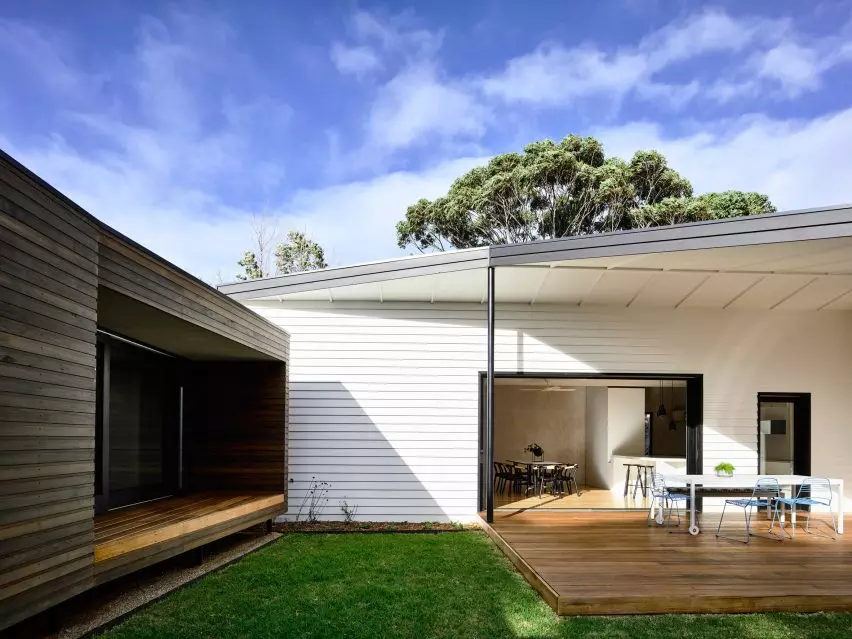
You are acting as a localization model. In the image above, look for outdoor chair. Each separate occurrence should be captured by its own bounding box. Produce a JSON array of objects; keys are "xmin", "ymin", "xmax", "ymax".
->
[
  {"xmin": 716, "ymin": 478, "xmax": 782, "ymax": 544},
  {"xmin": 647, "ymin": 472, "xmax": 689, "ymax": 527},
  {"xmin": 771, "ymin": 476, "xmax": 837, "ymax": 540}
]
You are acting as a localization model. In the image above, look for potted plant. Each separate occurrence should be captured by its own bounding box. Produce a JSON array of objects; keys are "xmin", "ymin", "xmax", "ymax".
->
[
  {"xmin": 524, "ymin": 442, "xmax": 544, "ymax": 460},
  {"xmin": 714, "ymin": 462, "xmax": 735, "ymax": 477}
]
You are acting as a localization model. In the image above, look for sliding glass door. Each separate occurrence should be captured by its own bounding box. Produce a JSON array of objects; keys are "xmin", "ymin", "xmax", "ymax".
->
[{"xmin": 96, "ymin": 333, "xmax": 181, "ymax": 513}]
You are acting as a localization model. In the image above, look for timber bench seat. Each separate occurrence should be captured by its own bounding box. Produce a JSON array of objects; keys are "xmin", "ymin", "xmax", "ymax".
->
[{"xmin": 93, "ymin": 493, "xmax": 285, "ymax": 584}]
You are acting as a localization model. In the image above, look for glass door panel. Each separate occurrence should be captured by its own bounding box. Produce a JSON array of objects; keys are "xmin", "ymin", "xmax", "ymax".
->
[{"xmin": 759, "ymin": 400, "xmax": 795, "ymax": 475}]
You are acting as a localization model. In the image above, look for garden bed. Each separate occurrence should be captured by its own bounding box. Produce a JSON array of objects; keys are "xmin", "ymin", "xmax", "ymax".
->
[{"xmin": 273, "ymin": 521, "xmax": 477, "ymax": 533}]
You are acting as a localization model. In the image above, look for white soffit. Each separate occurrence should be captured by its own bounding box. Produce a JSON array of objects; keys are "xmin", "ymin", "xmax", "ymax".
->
[
  {"xmin": 533, "ymin": 268, "xmax": 604, "ymax": 304},
  {"xmin": 250, "ymin": 236, "xmax": 852, "ymax": 310},
  {"xmin": 628, "ymin": 271, "xmax": 710, "ymax": 308},
  {"xmin": 726, "ymin": 274, "xmax": 818, "ymax": 309},
  {"xmin": 774, "ymin": 275, "xmax": 852, "ymax": 310},
  {"xmin": 582, "ymin": 270, "xmax": 657, "ymax": 306},
  {"xmin": 678, "ymin": 273, "xmax": 765, "ymax": 308}
]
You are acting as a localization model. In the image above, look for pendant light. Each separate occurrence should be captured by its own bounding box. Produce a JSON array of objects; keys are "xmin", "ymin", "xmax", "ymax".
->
[
  {"xmin": 668, "ymin": 379, "xmax": 677, "ymax": 430},
  {"xmin": 656, "ymin": 378, "xmax": 667, "ymax": 417}
]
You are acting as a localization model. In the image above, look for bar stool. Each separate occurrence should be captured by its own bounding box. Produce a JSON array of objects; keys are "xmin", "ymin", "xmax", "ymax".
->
[{"xmin": 623, "ymin": 463, "xmax": 654, "ymax": 499}]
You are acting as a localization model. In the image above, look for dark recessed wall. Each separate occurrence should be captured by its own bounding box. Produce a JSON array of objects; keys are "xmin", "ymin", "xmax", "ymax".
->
[{"xmin": 183, "ymin": 361, "xmax": 288, "ymax": 494}]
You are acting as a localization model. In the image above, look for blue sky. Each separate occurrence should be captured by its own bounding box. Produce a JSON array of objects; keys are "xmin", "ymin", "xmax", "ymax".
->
[{"xmin": 2, "ymin": 1, "xmax": 852, "ymax": 282}]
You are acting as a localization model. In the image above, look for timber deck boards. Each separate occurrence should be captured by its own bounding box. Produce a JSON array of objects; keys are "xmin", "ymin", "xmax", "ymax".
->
[
  {"xmin": 483, "ymin": 511, "xmax": 852, "ymax": 615},
  {"xmin": 94, "ymin": 493, "xmax": 285, "ymax": 565}
]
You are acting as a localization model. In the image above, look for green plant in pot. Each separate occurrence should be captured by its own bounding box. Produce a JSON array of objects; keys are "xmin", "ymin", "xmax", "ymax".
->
[
  {"xmin": 524, "ymin": 442, "xmax": 544, "ymax": 460},
  {"xmin": 714, "ymin": 462, "xmax": 735, "ymax": 477}
]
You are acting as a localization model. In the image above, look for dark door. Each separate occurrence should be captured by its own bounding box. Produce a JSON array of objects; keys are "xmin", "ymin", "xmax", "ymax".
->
[
  {"xmin": 95, "ymin": 334, "xmax": 181, "ymax": 513},
  {"xmin": 757, "ymin": 393, "xmax": 811, "ymax": 476}
]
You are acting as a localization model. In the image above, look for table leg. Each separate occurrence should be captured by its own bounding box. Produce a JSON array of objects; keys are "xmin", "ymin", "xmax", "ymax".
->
[
  {"xmin": 689, "ymin": 481, "xmax": 699, "ymax": 535},
  {"xmin": 838, "ymin": 480, "xmax": 844, "ymax": 535},
  {"xmin": 789, "ymin": 483, "xmax": 797, "ymax": 529}
]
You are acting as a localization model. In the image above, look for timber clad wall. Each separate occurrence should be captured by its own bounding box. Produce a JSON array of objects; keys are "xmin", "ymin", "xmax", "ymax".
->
[
  {"xmin": 0, "ymin": 160, "xmax": 99, "ymax": 628},
  {"xmin": 0, "ymin": 150, "xmax": 290, "ymax": 631},
  {"xmin": 248, "ymin": 300, "xmax": 852, "ymax": 522},
  {"xmin": 184, "ymin": 361, "xmax": 288, "ymax": 493},
  {"xmin": 98, "ymin": 233, "xmax": 289, "ymax": 362}
]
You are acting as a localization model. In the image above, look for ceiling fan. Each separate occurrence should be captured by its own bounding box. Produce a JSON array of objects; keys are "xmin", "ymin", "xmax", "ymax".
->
[{"xmin": 520, "ymin": 379, "xmax": 576, "ymax": 392}]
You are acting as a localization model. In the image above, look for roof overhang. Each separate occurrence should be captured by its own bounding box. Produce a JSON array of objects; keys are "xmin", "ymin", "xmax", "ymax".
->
[{"xmin": 219, "ymin": 205, "xmax": 852, "ymax": 311}]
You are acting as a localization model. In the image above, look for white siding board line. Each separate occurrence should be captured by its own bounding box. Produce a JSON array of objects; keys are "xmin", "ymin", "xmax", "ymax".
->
[{"xmin": 250, "ymin": 300, "xmax": 852, "ymax": 522}]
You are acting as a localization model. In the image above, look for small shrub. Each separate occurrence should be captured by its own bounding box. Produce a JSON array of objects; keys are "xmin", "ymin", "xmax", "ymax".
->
[
  {"xmin": 339, "ymin": 498, "xmax": 358, "ymax": 523},
  {"xmin": 296, "ymin": 477, "xmax": 331, "ymax": 523}
]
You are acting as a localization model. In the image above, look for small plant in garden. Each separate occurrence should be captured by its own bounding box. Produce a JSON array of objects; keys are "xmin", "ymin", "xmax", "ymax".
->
[
  {"xmin": 423, "ymin": 522, "xmax": 433, "ymax": 530},
  {"xmin": 297, "ymin": 477, "xmax": 331, "ymax": 522},
  {"xmin": 714, "ymin": 462, "xmax": 735, "ymax": 476},
  {"xmin": 339, "ymin": 498, "xmax": 358, "ymax": 523}
]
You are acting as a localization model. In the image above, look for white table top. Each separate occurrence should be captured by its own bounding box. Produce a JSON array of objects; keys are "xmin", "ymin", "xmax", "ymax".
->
[{"xmin": 666, "ymin": 474, "xmax": 842, "ymax": 487}]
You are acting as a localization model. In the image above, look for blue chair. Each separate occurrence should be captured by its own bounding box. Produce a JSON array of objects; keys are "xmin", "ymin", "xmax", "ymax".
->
[
  {"xmin": 716, "ymin": 478, "xmax": 782, "ymax": 544},
  {"xmin": 647, "ymin": 472, "xmax": 689, "ymax": 527},
  {"xmin": 771, "ymin": 477, "xmax": 837, "ymax": 540}
]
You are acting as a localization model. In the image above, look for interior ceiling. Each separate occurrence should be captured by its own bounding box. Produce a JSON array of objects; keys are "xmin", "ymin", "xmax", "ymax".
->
[
  {"xmin": 98, "ymin": 287, "xmax": 277, "ymax": 361},
  {"xmin": 496, "ymin": 378, "xmax": 687, "ymax": 388},
  {"xmin": 261, "ymin": 237, "xmax": 852, "ymax": 311}
]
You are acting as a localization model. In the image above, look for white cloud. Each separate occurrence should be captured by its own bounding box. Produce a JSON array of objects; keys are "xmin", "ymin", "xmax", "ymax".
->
[
  {"xmin": 596, "ymin": 107, "xmax": 852, "ymax": 210},
  {"xmin": 367, "ymin": 64, "xmax": 488, "ymax": 151},
  {"xmin": 479, "ymin": 9, "xmax": 850, "ymax": 110},
  {"xmin": 330, "ymin": 43, "xmax": 382, "ymax": 78},
  {"xmin": 479, "ymin": 9, "xmax": 774, "ymax": 106}
]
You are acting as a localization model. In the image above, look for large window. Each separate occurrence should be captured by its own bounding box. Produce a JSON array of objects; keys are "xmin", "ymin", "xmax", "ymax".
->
[{"xmin": 95, "ymin": 333, "xmax": 181, "ymax": 513}]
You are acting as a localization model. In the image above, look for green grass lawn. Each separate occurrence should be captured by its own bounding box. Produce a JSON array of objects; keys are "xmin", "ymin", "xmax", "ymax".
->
[{"xmin": 103, "ymin": 532, "xmax": 851, "ymax": 639}]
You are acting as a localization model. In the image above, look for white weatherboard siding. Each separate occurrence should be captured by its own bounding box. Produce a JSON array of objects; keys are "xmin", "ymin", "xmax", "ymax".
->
[{"xmin": 248, "ymin": 300, "xmax": 852, "ymax": 521}]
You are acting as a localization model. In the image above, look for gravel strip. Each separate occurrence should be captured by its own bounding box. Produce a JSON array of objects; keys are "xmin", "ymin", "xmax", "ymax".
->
[{"xmin": 47, "ymin": 531, "xmax": 281, "ymax": 639}]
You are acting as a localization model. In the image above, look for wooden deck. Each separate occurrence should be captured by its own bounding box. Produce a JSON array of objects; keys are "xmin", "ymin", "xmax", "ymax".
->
[
  {"xmin": 482, "ymin": 510, "xmax": 852, "ymax": 615},
  {"xmin": 94, "ymin": 493, "xmax": 285, "ymax": 584}
]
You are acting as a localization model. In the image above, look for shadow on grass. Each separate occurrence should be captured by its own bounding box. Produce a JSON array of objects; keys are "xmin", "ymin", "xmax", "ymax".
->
[{"xmin": 100, "ymin": 532, "xmax": 852, "ymax": 639}]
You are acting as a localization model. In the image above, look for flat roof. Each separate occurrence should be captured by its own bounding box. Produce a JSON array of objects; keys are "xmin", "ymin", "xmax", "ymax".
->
[{"xmin": 219, "ymin": 204, "xmax": 852, "ymax": 304}]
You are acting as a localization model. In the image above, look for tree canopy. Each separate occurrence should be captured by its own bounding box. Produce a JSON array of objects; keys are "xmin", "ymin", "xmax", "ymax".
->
[
  {"xmin": 396, "ymin": 135, "xmax": 775, "ymax": 252},
  {"xmin": 236, "ymin": 230, "xmax": 327, "ymax": 280}
]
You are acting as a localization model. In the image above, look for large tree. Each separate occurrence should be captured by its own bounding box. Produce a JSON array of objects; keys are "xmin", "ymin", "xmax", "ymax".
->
[
  {"xmin": 274, "ymin": 230, "xmax": 328, "ymax": 274},
  {"xmin": 396, "ymin": 135, "xmax": 775, "ymax": 252},
  {"xmin": 236, "ymin": 228, "xmax": 327, "ymax": 280}
]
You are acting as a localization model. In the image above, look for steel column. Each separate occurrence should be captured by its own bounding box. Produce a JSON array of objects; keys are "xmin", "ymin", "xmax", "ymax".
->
[{"xmin": 486, "ymin": 266, "xmax": 495, "ymax": 523}]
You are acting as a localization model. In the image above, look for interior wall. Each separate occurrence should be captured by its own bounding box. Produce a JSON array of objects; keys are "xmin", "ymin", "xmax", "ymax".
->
[
  {"xmin": 607, "ymin": 388, "xmax": 646, "ymax": 457},
  {"xmin": 585, "ymin": 387, "xmax": 609, "ymax": 488},
  {"xmin": 494, "ymin": 386, "xmax": 587, "ymax": 467}
]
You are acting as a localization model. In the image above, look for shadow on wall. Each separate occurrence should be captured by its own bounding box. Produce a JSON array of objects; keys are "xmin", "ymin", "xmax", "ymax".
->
[
  {"xmin": 283, "ymin": 381, "xmax": 465, "ymax": 523},
  {"xmin": 272, "ymin": 302, "xmax": 795, "ymax": 476}
]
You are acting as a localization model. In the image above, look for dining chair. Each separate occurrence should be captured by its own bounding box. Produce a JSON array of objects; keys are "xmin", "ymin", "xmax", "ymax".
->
[
  {"xmin": 647, "ymin": 472, "xmax": 689, "ymax": 527},
  {"xmin": 537, "ymin": 464, "xmax": 564, "ymax": 497},
  {"xmin": 771, "ymin": 476, "xmax": 837, "ymax": 540},
  {"xmin": 564, "ymin": 464, "xmax": 582, "ymax": 496},
  {"xmin": 716, "ymin": 478, "xmax": 782, "ymax": 544}
]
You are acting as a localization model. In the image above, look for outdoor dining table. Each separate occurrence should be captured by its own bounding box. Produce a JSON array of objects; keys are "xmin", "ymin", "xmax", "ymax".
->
[{"xmin": 663, "ymin": 474, "xmax": 845, "ymax": 536}]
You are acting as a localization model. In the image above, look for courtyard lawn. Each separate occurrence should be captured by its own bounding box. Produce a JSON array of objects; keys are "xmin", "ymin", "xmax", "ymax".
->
[{"xmin": 103, "ymin": 532, "xmax": 852, "ymax": 639}]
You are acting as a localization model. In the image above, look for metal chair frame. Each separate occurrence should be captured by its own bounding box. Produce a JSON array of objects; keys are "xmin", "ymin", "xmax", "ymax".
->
[
  {"xmin": 771, "ymin": 476, "xmax": 837, "ymax": 540},
  {"xmin": 716, "ymin": 478, "xmax": 783, "ymax": 544},
  {"xmin": 647, "ymin": 472, "xmax": 689, "ymax": 528}
]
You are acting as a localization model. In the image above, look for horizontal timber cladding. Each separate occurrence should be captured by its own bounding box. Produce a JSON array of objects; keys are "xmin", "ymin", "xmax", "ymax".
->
[
  {"xmin": 245, "ymin": 299, "xmax": 852, "ymax": 523},
  {"xmin": 97, "ymin": 234, "xmax": 288, "ymax": 361},
  {"xmin": 183, "ymin": 361, "xmax": 288, "ymax": 494},
  {"xmin": 0, "ymin": 156, "xmax": 98, "ymax": 630}
]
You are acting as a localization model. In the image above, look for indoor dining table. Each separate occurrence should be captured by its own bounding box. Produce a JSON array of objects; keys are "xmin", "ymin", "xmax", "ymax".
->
[{"xmin": 508, "ymin": 460, "xmax": 571, "ymax": 496}]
